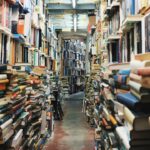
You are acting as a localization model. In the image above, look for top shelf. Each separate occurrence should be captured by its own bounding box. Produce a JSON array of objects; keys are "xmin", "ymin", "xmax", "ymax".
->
[{"xmin": 134, "ymin": 53, "xmax": 150, "ymax": 61}]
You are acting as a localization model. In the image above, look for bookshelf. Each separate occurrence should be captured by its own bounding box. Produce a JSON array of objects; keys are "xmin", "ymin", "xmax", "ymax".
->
[
  {"xmin": 84, "ymin": 51, "xmax": 150, "ymax": 149},
  {"xmin": 62, "ymin": 39, "xmax": 86, "ymax": 93}
]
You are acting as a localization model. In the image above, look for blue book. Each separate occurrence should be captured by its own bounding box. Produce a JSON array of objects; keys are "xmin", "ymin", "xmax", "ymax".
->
[
  {"xmin": 117, "ymin": 92, "xmax": 150, "ymax": 113},
  {"xmin": 118, "ymin": 69, "xmax": 130, "ymax": 76},
  {"xmin": 0, "ymin": 115, "xmax": 11, "ymax": 125}
]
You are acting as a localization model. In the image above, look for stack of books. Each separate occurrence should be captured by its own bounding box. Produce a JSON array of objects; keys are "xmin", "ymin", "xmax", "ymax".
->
[
  {"xmin": 113, "ymin": 69, "xmax": 131, "ymax": 90},
  {"xmin": 0, "ymin": 66, "xmax": 13, "ymax": 145},
  {"xmin": 116, "ymin": 60, "xmax": 150, "ymax": 149},
  {"xmin": 0, "ymin": 66, "xmax": 54, "ymax": 149},
  {"xmin": 84, "ymin": 61, "xmax": 150, "ymax": 149},
  {"xmin": 60, "ymin": 77, "xmax": 69, "ymax": 99},
  {"xmin": 83, "ymin": 69, "xmax": 121, "ymax": 149}
]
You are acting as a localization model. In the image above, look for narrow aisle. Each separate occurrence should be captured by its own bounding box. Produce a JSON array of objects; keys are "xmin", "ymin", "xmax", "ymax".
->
[{"xmin": 45, "ymin": 98, "xmax": 94, "ymax": 150}]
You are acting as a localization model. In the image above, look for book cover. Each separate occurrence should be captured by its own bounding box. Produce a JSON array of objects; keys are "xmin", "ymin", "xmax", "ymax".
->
[
  {"xmin": 124, "ymin": 106, "xmax": 150, "ymax": 131},
  {"xmin": 117, "ymin": 92, "xmax": 150, "ymax": 112}
]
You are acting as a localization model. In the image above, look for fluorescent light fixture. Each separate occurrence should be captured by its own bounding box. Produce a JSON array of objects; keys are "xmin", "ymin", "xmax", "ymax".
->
[
  {"xmin": 74, "ymin": 14, "xmax": 77, "ymax": 32},
  {"xmin": 72, "ymin": 0, "xmax": 76, "ymax": 8}
]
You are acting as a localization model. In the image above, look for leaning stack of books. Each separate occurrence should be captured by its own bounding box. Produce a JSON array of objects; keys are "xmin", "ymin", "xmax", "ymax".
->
[
  {"xmin": 0, "ymin": 66, "xmax": 14, "ymax": 145},
  {"xmin": 113, "ymin": 69, "xmax": 131, "ymax": 90},
  {"xmin": 116, "ymin": 60, "xmax": 150, "ymax": 150},
  {"xmin": 0, "ymin": 66, "xmax": 54, "ymax": 149}
]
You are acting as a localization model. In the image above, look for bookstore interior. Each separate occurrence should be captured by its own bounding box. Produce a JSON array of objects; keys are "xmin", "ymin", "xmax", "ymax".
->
[{"xmin": 1, "ymin": 0, "xmax": 150, "ymax": 149}]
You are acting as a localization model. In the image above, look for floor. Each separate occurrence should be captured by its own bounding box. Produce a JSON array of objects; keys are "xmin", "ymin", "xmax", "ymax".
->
[{"xmin": 45, "ymin": 92, "xmax": 95, "ymax": 150}]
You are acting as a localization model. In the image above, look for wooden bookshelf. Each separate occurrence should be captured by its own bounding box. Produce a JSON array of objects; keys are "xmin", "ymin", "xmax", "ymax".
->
[
  {"xmin": 134, "ymin": 53, "xmax": 150, "ymax": 61},
  {"xmin": 108, "ymin": 62, "xmax": 130, "ymax": 70}
]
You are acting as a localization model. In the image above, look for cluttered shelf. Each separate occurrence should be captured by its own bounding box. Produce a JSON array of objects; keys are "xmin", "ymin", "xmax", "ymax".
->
[
  {"xmin": 83, "ymin": 53, "xmax": 150, "ymax": 150},
  {"xmin": 0, "ymin": 64, "xmax": 64, "ymax": 149}
]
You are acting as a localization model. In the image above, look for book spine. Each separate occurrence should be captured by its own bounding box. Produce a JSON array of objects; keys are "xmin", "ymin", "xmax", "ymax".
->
[{"xmin": 0, "ymin": 75, "xmax": 7, "ymax": 80}]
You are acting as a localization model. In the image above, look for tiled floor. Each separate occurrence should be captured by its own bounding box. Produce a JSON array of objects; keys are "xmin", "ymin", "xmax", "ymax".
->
[{"xmin": 45, "ymin": 94, "xmax": 94, "ymax": 150}]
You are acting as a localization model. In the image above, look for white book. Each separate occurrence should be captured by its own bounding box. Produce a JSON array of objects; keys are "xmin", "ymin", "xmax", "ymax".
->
[
  {"xmin": 0, "ymin": 119, "xmax": 13, "ymax": 130},
  {"xmin": 0, "ymin": 129, "xmax": 14, "ymax": 144},
  {"xmin": 0, "ymin": 74, "xmax": 7, "ymax": 80},
  {"xmin": 12, "ymin": 129, "xmax": 23, "ymax": 148},
  {"xmin": 116, "ymin": 126, "xmax": 130, "ymax": 150}
]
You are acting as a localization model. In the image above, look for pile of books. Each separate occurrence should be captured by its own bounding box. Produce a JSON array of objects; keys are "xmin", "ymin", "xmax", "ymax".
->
[
  {"xmin": 60, "ymin": 76, "xmax": 69, "ymax": 99},
  {"xmin": 113, "ymin": 69, "xmax": 130, "ymax": 90},
  {"xmin": 0, "ymin": 66, "xmax": 54, "ymax": 149},
  {"xmin": 83, "ymin": 72, "xmax": 99, "ymax": 127},
  {"xmin": 116, "ymin": 60, "xmax": 150, "ymax": 149},
  {"xmin": 84, "ymin": 60, "xmax": 150, "ymax": 149}
]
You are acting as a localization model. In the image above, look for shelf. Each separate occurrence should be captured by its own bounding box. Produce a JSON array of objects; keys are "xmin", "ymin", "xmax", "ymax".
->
[
  {"xmin": 134, "ymin": 53, "xmax": 150, "ymax": 61},
  {"xmin": 108, "ymin": 34, "xmax": 121, "ymax": 40},
  {"xmin": 108, "ymin": 62, "xmax": 130, "ymax": 70},
  {"xmin": 121, "ymin": 15, "xmax": 143, "ymax": 31}
]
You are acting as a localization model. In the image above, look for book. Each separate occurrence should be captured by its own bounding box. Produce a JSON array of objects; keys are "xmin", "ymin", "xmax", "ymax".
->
[
  {"xmin": 0, "ymin": 124, "xmax": 12, "ymax": 137},
  {"xmin": 0, "ymin": 98, "xmax": 10, "ymax": 107},
  {"xmin": 0, "ymin": 65, "xmax": 7, "ymax": 71},
  {"xmin": 0, "ymin": 75, "xmax": 7, "ymax": 80},
  {"xmin": 0, "ymin": 129, "xmax": 14, "ymax": 144},
  {"xmin": 0, "ymin": 105, "xmax": 11, "ymax": 113},
  {"xmin": 129, "ymin": 74, "xmax": 150, "ymax": 89},
  {"xmin": 130, "ymin": 60, "xmax": 150, "ymax": 72},
  {"xmin": 137, "ymin": 67, "xmax": 150, "ymax": 76},
  {"xmin": 130, "ymin": 130, "xmax": 150, "ymax": 140},
  {"xmin": 113, "ymin": 100, "xmax": 124, "ymax": 118},
  {"xmin": 11, "ymin": 129, "xmax": 23, "ymax": 149},
  {"xmin": 129, "ymin": 80, "xmax": 150, "ymax": 93},
  {"xmin": 118, "ymin": 69, "xmax": 131, "ymax": 75},
  {"xmin": 0, "ymin": 114, "xmax": 11, "ymax": 125},
  {"xmin": 124, "ymin": 107, "xmax": 150, "ymax": 131},
  {"xmin": 0, "ymin": 84, "xmax": 6, "ymax": 90},
  {"xmin": 116, "ymin": 126, "xmax": 130, "ymax": 150},
  {"xmin": 130, "ymin": 88, "xmax": 150, "ymax": 102},
  {"xmin": 0, "ymin": 79, "xmax": 9, "ymax": 84},
  {"xmin": 117, "ymin": 92, "xmax": 150, "ymax": 112},
  {"xmin": 130, "ymin": 139, "xmax": 150, "ymax": 146}
]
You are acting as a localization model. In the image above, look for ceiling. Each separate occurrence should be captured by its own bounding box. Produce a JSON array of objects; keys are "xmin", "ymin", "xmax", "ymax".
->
[{"xmin": 45, "ymin": 0, "xmax": 99, "ymax": 35}]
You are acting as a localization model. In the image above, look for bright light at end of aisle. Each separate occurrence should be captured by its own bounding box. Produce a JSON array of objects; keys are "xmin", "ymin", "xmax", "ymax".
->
[
  {"xmin": 72, "ymin": 0, "xmax": 76, "ymax": 8},
  {"xmin": 74, "ymin": 14, "xmax": 77, "ymax": 32}
]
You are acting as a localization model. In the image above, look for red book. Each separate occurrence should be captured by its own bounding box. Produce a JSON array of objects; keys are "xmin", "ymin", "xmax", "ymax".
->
[{"xmin": 137, "ymin": 67, "xmax": 150, "ymax": 76}]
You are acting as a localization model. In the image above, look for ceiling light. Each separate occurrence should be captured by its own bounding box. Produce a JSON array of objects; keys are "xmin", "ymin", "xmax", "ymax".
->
[
  {"xmin": 72, "ymin": 0, "xmax": 76, "ymax": 8},
  {"xmin": 74, "ymin": 14, "xmax": 77, "ymax": 32}
]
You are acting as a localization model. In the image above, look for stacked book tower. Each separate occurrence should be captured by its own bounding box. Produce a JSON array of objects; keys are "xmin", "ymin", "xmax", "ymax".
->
[
  {"xmin": 0, "ymin": 66, "xmax": 54, "ymax": 150},
  {"xmin": 84, "ymin": 63, "xmax": 150, "ymax": 149},
  {"xmin": 113, "ymin": 69, "xmax": 130, "ymax": 91},
  {"xmin": 0, "ymin": 67, "xmax": 13, "ymax": 145},
  {"xmin": 60, "ymin": 77, "xmax": 69, "ymax": 99},
  {"xmin": 116, "ymin": 60, "xmax": 150, "ymax": 150},
  {"xmin": 93, "ymin": 76, "xmax": 119, "ymax": 150},
  {"xmin": 83, "ymin": 72, "xmax": 99, "ymax": 127}
]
